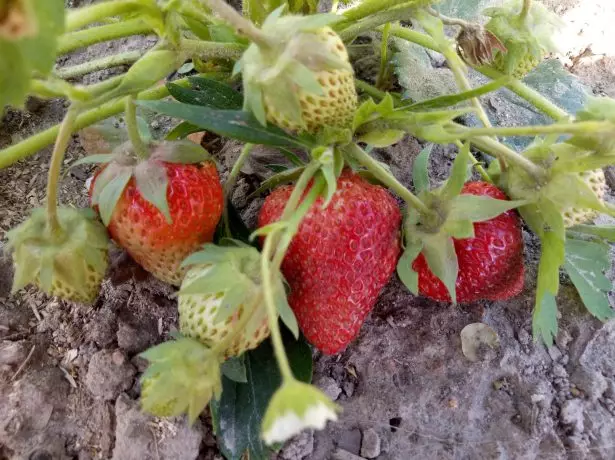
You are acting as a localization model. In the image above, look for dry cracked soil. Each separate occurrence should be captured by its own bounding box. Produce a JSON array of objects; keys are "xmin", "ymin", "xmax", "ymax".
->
[{"xmin": 2, "ymin": 1, "xmax": 615, "ymax": 459}]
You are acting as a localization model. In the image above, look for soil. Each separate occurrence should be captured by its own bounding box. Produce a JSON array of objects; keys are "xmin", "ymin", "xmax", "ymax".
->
[{"xmin": 2, "ymin": 1, "xmax": 615, "ymax": 459}]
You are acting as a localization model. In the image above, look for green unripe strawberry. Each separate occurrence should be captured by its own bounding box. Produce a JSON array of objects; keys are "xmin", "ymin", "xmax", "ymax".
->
[
  {"xmin": 483, "ymin": 1, "xmax": 561, "ymax": 78},
  {"xmin": 562, "ymin": 169, "xmax": 607, "ymax": 227},
  {"xmin": 240, "ymin": 12, "xmax": 357, "ymax": 133},
  {"xmin": 7, "ymin": 208, "xmax": 109, "ymax": 304}
]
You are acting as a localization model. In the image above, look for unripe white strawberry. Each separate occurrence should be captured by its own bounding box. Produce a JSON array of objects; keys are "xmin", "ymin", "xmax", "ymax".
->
[{"xmin": 562, "ymin": 169, "xmax": 607, "ymax": 227}]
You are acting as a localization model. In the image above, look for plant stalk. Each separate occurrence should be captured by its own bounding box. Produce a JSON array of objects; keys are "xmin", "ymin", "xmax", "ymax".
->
[
  {"xmin": 55, "ymin": 50, "xmax": 146, "ymax": 80},
  {"xmin": 58, "ymin": 19, "xmax": 154, "ymax": 55},
  {"xmin": 338, "ymin": 5, "xmax": 418, "ymax": 42},
  {"xmin": 345, "ymin": 144, "xmax": 430, "ymax": 213},
  {"xmin": 125, "ymin": 96, "xmax": 149, "ymax": 159},
  {"xmin": 376, "ymin": 22, "xmax": 392, "ymax": 89},
  {"xmin": 66, "ymin": 0, "xmax": 142, "ymax": 32},
  {"xmin": 339, "ymin": 0, "xmax": 413, "ymax": 24},
  {"xmin": 451, "ymin": 121, "xmax": 610, "ymax": 139},
  {"xmin": 180, "ymin": 39, "xmax": 246, "ymax": 60},
  {"xmin": 469, "ymin": 135, "xmax": 545, "ymax": 178},
  {"xmin": 520, "ymin": 0, "xmax": 532, "ymax": 22},
  {"xmin": 46, "ymin": 107, "xmax": 79, "ymax": 237},
  {"xmin": 201, "ymin": 0, "xmax": 271, "ymax": 47}
]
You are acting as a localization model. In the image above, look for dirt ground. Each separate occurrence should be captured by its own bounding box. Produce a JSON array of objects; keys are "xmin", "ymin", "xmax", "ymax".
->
[{"xmin": 2, "ymin": 1, "xmax": 615, "ymax": 459}]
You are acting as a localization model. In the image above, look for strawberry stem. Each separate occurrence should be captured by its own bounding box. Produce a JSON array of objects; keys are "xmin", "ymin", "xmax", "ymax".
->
[
  {"xmin": 223, "ymin": 143, "xmax": 254, "ymax": 237},
  {"xmin": 376, "ymin": 23, "xmax": 392, "ymax": 90},
  {"xmin": 451, "ymin": 121, "xmax": 611, "ymax": 140},
  {"xmin": 46, "ymin": 106, "xmax": 79, "ymax": 237},
  {"xmin": 344, "ymin": 143, "xmax": 431, "ymax": 214},
  {"xmin": 125, "ymin": 96, "xmax": 150, "ymax": 159},
  {"xmin": 55, "ymin": 50, "xmax": 145, "ymax": 80},
  {"xmin": 201, "ymin": 0, "xmax": 273, "ymax": 48},
  {"xmin": 520, "ymin": 0, "xmax": 532, "ymax": 22},
  {"xmin": 66, "ymin": 0, "xmax": 143, "ymax": 32},
  {"xmin": 58, "ymin": 19, "xmax": 154, "ymax": 55}
]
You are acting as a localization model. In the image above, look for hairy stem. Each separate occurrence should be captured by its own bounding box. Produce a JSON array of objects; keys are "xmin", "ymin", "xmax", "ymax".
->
[
  {"xmin": 58, "ymin": 19, "xmax": 153, "ymax": 55},
  {"xmin": 223, "ymin": 143, "xmax": 254, "ymax": 236},
  {"xmin": 125, "ymin": 96, "xmax": 149, "ymax": 159},
  {"xmin": 0, "ymin": 78, "xmax": 192, "ymax": 169},
  {"xmin": 261, "ymin": 178, "xmax": 325, "ymax": 382},
  {"xmin": 66, "ymin": 0, "xmax": 142, "ymax": 32},
  {"xmin": 201, "ymin": 0, "xmax": 271, "ymax": 47},
  {"xmin": 338, "ymin": 5, "xmax": 417, "ymax": 42},
  {"xmin": 426, "ymin": 6, "xmax": 471, "ymax": 28},
  {"xmin": 345, "ymin": 144, "xmax": 430, "ymax": 213},
  {"xmin": 469, "ymin": 135, "xmax": 544, "ymax": 178},
  {"xmin": 376, "ymin": 22, "xmax": 392, "ymax": 89},
  {"xmin": 55, "ymin": 50, "xmax": 146, "ymax": 80},
  {"xmin": 46, "ymin": 107, "xmax": 79, "ymax": 237},
  {"xmin": 340, "ymin": 0, "xmax": 413, "ymax": 24},
  {"xmin": 180, "ymin": 39, "xmax": 246, "ymax": 60},
  {"xmin": 520, "ymin": 0, "xmax": 532, "ymax": 22},
  {"xmin": 452, "ymin": 121, "xmax": 610, "ymax": 139}
]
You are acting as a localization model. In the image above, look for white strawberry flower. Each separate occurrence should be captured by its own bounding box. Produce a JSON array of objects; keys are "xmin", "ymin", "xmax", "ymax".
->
[{"xmin": 261, "ymin": 380, "xmax": 339, "ymax": 445}]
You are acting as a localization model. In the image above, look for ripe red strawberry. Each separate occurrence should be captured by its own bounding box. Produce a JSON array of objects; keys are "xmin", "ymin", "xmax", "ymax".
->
[
  {"xmin": 412, "ymin": 182, "xmax": 524, "ymax": 303},
  {"xmin": 258, "ymin": 171, "xmax": 402, "ymax": 355},
  {"xmin": 89, "ymin": 143, "xmax": 224, "ymax": 286}
]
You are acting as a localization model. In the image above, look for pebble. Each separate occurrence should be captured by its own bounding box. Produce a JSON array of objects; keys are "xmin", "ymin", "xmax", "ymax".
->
[
  {"xmin": 331, "ymin": 449, "xmax": 364, "ymax": 460},
  {"xmin": 337, "ymin": 428, "xmax": 362, "ymax": 455},
  {"xmin": 360, "ymin": 428, "xmax": 381, "ymax": 459},
  {"xmin": 316, "ymin": 376, "xmax": 342, "ymax": 401},
  {"xmin": 560, "ymin": 399, "xmax": 585, "ymax": 433},
  {"xmin": 85, "ymin": 349, "xmax": 136, "ymax": 401}
]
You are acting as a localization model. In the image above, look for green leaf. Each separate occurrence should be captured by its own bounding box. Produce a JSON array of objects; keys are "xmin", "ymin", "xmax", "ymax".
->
[
  {"xmin": 169, "ymin": 77, "xmax": 243, "ymax": 109},
  {"xmin": 412, "ymin": 144, "xmax": 433, "ymax": 194},
  {"xmin": 249, "ymin": 167, "xmax": 305, "ymax": 198},
  {"xmin": 21, "ymin": 0, "xmax": 65, "ymax": 74},
  {"xmin": 98, "ymin": 169, "xmax": 133, "ymax": 226},
  {"xmin": 152, "ymin": 140, "xmax": 210, "ymax": 164},
  {"xmin": 134, "ymin": 161, "xmax": 172, "ymax": 224},
  {"xmin": 275, "ymin": 278, "xmax": 299, "ymax": 339},
  {"xmin": 533, "ymin": 231, "xmax": 565, "ymax": 346},
  {"xmin": 397, "ymin": 240, "xmax": 424, "ymax": 294},
  {"xmin": 211, "ymin": 333, "xmax": 312, "ymax": 460},
  {"xmin": 358, "ymin": 129, "xmax": 405, "ymax": 148},
  {"xmin": 568, "ymin": 224, "xmax": 615, "ymax": 243},
  {"xmin": 352, "ymin": 94, "xmax": 396, "ymax": 132},
  {"xmin": 449, "ymin": 195, "xmax": 526, "ymax": 222},
  {"xmin": 166, "ymin": 122, "xmax": 203, "ymax": 140},
  {"xmin": 422, "ymin": 235, "xmax": 459, "ymax": 304},
  {"xmin": 137, "ymin": 116, "xmax": 153, "ymax": 143},
  {"xmin": 441, "ymin": 143, "xmax": 470, "ymax": 201},
  {"xmin": 0, "ymin": 42, "xmax": 30, "ymax": 109},
  {"xmin": 138, "ymin": 101, "xmax": 311, "ymax": 149},
  {"xmin": 221, "ymin": 356, "xmax": 248, "ymax": 383},
  {"xmin": 179, "ymin": 264, "xmax": 240, "ymax": 296},
  {"xmin": 564, "ymin": 238, "xmax": 615, "ymax": 322}
]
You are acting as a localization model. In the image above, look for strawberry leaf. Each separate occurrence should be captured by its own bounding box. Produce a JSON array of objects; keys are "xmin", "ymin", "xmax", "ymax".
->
[
  {"xmin": 275, "ymin": 278, "xmax": 299, "ymax": 339},
  {"xmin": 412, "ymin": 144, "xmax": 433, "ymax": 194},
  {"xmin": 211, "ymin": 332, "xmax": 312, "ymax": 460},
  {"xmin": 533, "ymin": 231, "xmax": 565, "ymax": 345},
  {"xmin": 352, "ymin": 94, "xmax": 396, "ymax": 132},
  {"xmin": 422, "ymin": 234, "xmax": 459, "ymax": 304},
  {"xmin": 137, "ymin": 101, "xmax": 312, "ymax": 149},
  {"xmin": 449, "ymin": 195, "xmax": 526, "ymax": 222},
  {"xmin": 441, "ymin": 143, "xmax": 471, "ymax": 201},
  {"xmin": 221, "ymin": 356, "xmax": 247, "ymax": 383},
  {"xmin": 98, "ymin": 168, "xmax": 133, "ymax": 226},
  {"xmin": 564, "ymin": 238, "xmax": 615, "ymax": 322},
  {"xmin": 134, "ymin": 160, "xmax": 172, "ymax": 224},
  {"xmin": 169, "ymin": 77, "xmax": 243, "ymax": 109},
  {"xmin": 568, "ymin": 224, "xmax": 615, "ymax": 243},
  {"xmin": 397, "ymin": 240, "xmax": 424, "ymax": 294}
]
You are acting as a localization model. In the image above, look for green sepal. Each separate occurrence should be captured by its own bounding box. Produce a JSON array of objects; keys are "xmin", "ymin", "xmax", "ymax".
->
[
  {"xmin": 312, "ymin": 147, "xmax": 338, "ymax": 207},
  {"xmin": 244, "ymin": 80, "xmax": 268, "ymax": 127},
  {"xmin": 443, "ymin": 220, "xmax": 475, "ymax": 239},
  {"xmin": 139, "ymin": 337, "xmax": 222, "ymax": 423},
  {"xmin": 97, "ymin": 167, "xmax": 133, "ymax": 227},
  {"xmin": 221, "ymin": 356, "xmax": 248, "ymax": 383},
  {"xmin": 412, "ymin": 144, "xmax": 433, "ymax": 194},
  {"xmin": 68, "ymin": 154, "xmax": 116, "ymax": 171},
  {"xmin": 249, "ymin": 167, "xmax": 305, "ymax": 198},
  {"xmin": 353, "ymin": 94, "xmax": 396, "ymax": 132},
  {"xmin": 422, "ymin": 234, "xmax": 459, "ymax": 304},
  {"xmin": 250, "ymin": 222, "xmax": 289, "ymax": 240},
  {"xmin": 448, "ymin": 195, "xmax": 526, "ymax": 223},
  {"xmin": 397, "ymin": 240, "xmax": 424, "ymax": 295},
  {"xmin": 274, "ymin": 277, "xmax": 299, "ymax": 339},
  {"xmin": 441, "ymin": 143, "xmax": 471, "ymax": 201},
  {"xmin": 134, "ymin": 160, "xmax": 172, "ymax": 224},
  {"xmin": 151, "ymin": 140, "xmax": 211, "ymax": 164},
  {"xmin": 533, "ymin": 230, "xmax": 565, "ymax": 346},
  {"xmin": 287, "ymin": 61, "xmax": 325, "ymax": 96},
  {"xmin": 358, "ymin": 129, "xmax": 405, "ymax": 148}
]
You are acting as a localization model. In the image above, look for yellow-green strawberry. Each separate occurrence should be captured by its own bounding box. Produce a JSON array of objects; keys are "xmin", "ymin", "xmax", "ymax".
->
[
  {"xmin": 483, "ymin": 1, "xmax": 561, "ymax": 78},
  {"xmin": 562, "ymin": 169, "xmax": 608, "ymax": 227},
  {"xmin": 179, "ymin": 266, "xmax": 270, "ymax": 358},
  {"xmin": 239, "ymin": 11, "xmax": 357, "ymax": 133},
  {"xmin": 6, "ymin": 208, "xmax": 109, "ymax": 304},
  {"xmin": 140, "ymin": 373, "xmax": 177, "ymax": 417}
]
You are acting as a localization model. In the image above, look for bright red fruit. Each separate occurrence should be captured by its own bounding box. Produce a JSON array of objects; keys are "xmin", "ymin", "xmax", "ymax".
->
[
  {"xmin": 412, "ymin": 181, "xmax": 524, "ymax": 303},
  {"xmin": 90, "ymin": 161, "xmax": 223, "ymax": 286},
  {"xmin": 258, "ymin": 171, "xmax": 402, "ymax": 355}
]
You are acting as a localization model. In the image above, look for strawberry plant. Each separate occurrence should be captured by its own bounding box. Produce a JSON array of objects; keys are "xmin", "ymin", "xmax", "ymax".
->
[{"xmin": 2, "ymin": 0, "xmax": 615, "ymax": 456}]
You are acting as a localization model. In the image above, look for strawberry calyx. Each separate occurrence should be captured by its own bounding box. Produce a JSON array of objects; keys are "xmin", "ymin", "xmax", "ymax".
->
[
  {"xmin": 398, "ymin": 144, "xmax": 526, "ymax": 303},
  {"xmin": 481, "ymin": 0, "xmax": 561, "ymax": 77},
  {"xmin": 84, "ymin": 139, "xmax": 212, "ymax": 226},
  {"xmin": 139, "ymin": 336, "xmax": 222, "ymax": 423},
  {"xmin": 6, "ymin": 207, "xmax": 110, "ymax": 303}
]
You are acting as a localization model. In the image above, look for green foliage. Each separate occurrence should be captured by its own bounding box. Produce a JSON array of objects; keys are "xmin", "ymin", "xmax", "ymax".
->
[{"xmin": 211, "ymin": 334, "xmax": 313, "ymax": 460}]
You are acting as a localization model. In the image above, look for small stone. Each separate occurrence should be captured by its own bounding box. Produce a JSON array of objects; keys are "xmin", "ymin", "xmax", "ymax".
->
[
  {"xmin": 360, "ymin": 428, "xmax": 381, "ymax": 459},
  {"xmin": 517, "ymin": 329, "xmax": 531, "ymax": 346},
  {"xmin": 570, "ymin": 368, "xmax": 608, "ymax": 402},
  {"xmin": 331, "ymin": 449, "xmax": 364, "ymax": 460},
  {"xmin": 117, "ymin": 317, "xmax": 158, "ymax": 355},
  {"xmin": 279, "ymin": 430, "xmax": 314, "ymax": 460},
  {"xmin": 555, "ymin": 329, "xmax": 573, "ymax": 349},
  {"xmin": 316, "ymin": 376, "xmax": 342, "ymax": 401},
  {"xmin": 85, "ymin": 349, "xmax": 136, "ymax": 401},
  {"xmin": 86, "ymin": 307, "xmax": 117, "ymax": 348},
  {"xmin": 548, "ymin": 346, "xmax": 562, "ymax": 362},
  {"xmin": 343, "ymin": 380, "xmax": 355, "ymax": 397},
  {"xmin": 552, "ymin": 364, "xmax": 567, "ymax": 378},
  {"xmin": 337, "ymin": 428, "xmax": 362, "ymax": 455},
  {"xmin": 560, "ymin": 399, "xmax": 585, "ymax": 433}
]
